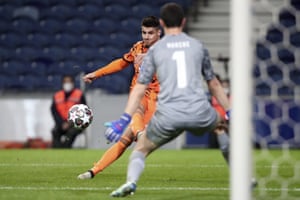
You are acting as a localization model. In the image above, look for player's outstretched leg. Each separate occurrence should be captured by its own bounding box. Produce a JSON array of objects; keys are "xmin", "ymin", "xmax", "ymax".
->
[
  {"xmin": 77, "ymin": 170, "xmax": 94, "ymax": 179},
  {"xmin": 110, "ymin": 182, "xmax": 137, "ymax": 197},
  {"xmin": 77, "ymin": 136, "xmax": 133, "ymax": 180}
]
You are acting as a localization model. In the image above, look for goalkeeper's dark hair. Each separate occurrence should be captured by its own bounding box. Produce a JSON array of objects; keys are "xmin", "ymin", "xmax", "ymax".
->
[
  {"xmin": 141, "ymin": 16, "xmax": 160, "ymax": 28},
  {"xmin": 160, "ymin": 3, "xmax": 185, "ymax": 27}
]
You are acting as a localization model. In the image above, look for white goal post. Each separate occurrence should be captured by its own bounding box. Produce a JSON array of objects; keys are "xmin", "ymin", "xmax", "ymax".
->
[{"xmin": 230, "ymin": 0, "xmax": 253, "ymax": 200}]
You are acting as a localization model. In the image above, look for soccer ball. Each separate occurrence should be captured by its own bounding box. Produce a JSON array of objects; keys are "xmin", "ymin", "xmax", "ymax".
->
[{"xmin": 68, "ymin": 104, "xmax": 93, "ymax": 129}]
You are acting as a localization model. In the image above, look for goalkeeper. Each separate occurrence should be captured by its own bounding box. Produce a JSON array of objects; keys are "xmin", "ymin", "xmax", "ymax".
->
[{"xmin": 77, "ymin": 16, "xmax": 161, "ymax": 179}]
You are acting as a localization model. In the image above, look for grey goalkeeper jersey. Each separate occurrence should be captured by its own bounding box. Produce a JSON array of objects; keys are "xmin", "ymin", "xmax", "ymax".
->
[{"xmin": 138, "ymin": 33, "xmax": 215, "ymax": 122}]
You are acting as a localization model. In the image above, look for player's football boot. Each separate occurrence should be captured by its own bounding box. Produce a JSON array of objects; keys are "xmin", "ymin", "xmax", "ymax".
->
[
  {"xmin": 77, "ymin": 170, "xmax": 94, "ymax": 180},
  {"xmin": 110, "ymin": 182, "xmax": 136, "ymax": 197},
  {"xmin": 251, "ymin": 177, "xmax": 258, "ymax": 189}
]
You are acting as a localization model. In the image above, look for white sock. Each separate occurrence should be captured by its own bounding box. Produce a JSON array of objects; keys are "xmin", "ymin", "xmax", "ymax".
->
[
  {"xmin": 127, "ymin": 151, "xmax": 145, "ymax": 183},
  {"xmin": 217, "ymin": 132, "xmax": 230, "ymax": 165}
]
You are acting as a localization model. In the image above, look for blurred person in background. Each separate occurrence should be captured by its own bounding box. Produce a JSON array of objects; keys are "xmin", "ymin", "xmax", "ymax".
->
[{"xmin": 50, "ymin": 75, "xmax": 86, "ymax": 148}]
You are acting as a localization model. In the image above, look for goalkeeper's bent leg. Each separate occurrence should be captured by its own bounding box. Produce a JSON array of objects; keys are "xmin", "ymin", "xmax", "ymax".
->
[
  {"xmin": 214, "ymin": 121, "xmax": 230, "ymax": 165},
  {"xmin": 217, "ymin": 132, "xmax": 230, "ymax": 165},
  {"xmin": 127, "ymin": 150, "xmax": 145, "ymax": 183},
  {"xmin": 90, "ymin": 135, "xmax": 133, "ymax": 175}
]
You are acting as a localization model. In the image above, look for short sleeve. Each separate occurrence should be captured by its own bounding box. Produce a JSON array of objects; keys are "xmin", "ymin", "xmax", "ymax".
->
[
  {"xmin": 201, "ymin": 48, "xmax": 215, "ymax": 81},
  {"xmin": 138, "ymin": 47, "xmax": 156, "ymax": 85},
  {"xmin": 123, "ymin": 47, "xmax": 135, "ymax": 63}
]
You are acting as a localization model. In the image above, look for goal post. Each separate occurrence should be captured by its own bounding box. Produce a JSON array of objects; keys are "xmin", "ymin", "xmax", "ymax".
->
[{"xmin": 230, "ymin": 0, "xmax": 253, "ymax": 200}]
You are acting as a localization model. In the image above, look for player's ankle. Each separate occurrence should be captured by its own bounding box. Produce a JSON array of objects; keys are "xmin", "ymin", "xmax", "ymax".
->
[{"xmin": 88, "ymin": 170, "xmax": 95, "ymax": 178}]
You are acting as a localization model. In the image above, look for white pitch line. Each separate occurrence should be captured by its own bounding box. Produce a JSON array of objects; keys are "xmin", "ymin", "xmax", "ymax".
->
[
  {"xmin": 0, "ymin": 163, "xmax": 291, "ymax": 168},
  {"xmin": 0, "ymin": 186, "xmax": 299, "ymax": 192},
  {"xmin": 0, "ymin": 163, "xmax": 227, "ymax": 168}
]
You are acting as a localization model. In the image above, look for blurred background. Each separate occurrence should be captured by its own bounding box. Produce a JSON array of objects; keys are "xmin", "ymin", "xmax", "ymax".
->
[{"xmin": 0, "ymin": 0, "xmax": 299, "ymax": 149}]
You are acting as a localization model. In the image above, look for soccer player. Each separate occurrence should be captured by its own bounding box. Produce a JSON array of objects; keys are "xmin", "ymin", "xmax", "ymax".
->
[
  {"xmin": 77, "ymin": 16, "xmax": 161, "ymax": 179},
  {"xmin": 107, "ymin": 3, "xmax": 231, "ymax": 197}
]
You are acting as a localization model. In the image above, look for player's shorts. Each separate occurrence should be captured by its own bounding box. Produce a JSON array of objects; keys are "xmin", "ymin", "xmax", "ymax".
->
[{"xmin": 146, "ymin": 106, "xmax": 219, "ymax": 147}]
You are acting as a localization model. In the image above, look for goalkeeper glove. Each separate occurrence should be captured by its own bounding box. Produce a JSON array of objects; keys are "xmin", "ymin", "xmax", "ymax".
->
[
  {"xmin": 104, "ymin": 113, "xmax": 131, "ymax": 143},
  {"xmin": 225, "ymin": 110, "xmax": 230, "ymax": 120}
]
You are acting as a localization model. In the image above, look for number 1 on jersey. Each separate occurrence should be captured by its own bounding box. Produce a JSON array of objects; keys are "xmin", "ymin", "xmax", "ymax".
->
[{"xmin": 172, "ymin": 51, "xmax": 187, "ymax": 88}]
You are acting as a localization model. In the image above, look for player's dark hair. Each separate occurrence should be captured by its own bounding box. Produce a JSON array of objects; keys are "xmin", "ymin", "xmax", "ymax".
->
[
  {"xmin": 141, "ymin": 16, "xmax": 160, "ymax": 28},
  {"xmin": 160, "ymin": 3, "xmax": 184, "ymax": 27}
]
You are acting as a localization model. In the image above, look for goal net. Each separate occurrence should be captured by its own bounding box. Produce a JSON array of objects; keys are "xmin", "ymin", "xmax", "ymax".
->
[{"xmin": 231, "ymin": 0, "xmax": 300, "ymax": 199}]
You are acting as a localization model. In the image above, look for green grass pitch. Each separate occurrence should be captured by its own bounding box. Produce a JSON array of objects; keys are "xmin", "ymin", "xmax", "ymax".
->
[{"xmin": 0, "ymin": 149, "xmax": 299, "ymax": 200}]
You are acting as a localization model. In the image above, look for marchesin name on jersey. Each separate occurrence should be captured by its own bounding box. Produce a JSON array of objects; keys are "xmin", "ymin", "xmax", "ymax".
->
[{"xmin": 166, "ymin": 41, "xmax": 190, "ymax": 48}]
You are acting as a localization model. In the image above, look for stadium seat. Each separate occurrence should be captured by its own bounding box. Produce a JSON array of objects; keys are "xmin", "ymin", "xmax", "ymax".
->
[
  {"xmin": 102, "ymin": 0, "xmax": 138, "ymax": 7},
  {"xmin": 0, "ymin": 75, "xmax": 10, "ymax": 89},
  {"xmin": 0, "ymin": 4, "xmax": 14, "ymax": 21},
  {"xmin": 65, "ymin": 18, "xmax": 91, "ymax": 35},
  {"xmin": 256, "ymin": 43, "xmax": 271, "ymax": 60},
  {"xmin": 82, "ymin": 60, "xmax": 107, "ymax": 73},
  {"xmin": 21, "ymin": 0, "xmax": 50, "ymax": 8},
  {"xmin": 277, "ymin": 85, "xmax": 294, "ymax": 96},
  {"xmin": 278, "ymin": 123, "xmax": 294, "ymax": 140},
  {"xmin": 76, "ymin": 4, "xmax": 104, "ymax": 20},
  {"xmin": 12, "ymin": 17, "xmax": 39, "ymax": 34},
  {"xmin": 255, "ymin": 82, "xmax": 271, "ymax": 96},
  {"xmin": 289, "ymin": 68, "xmax": 300, "ymax": 85},
  {"xmin": 26, "ymin": 32, "xmax": 52, "ymax": 48},
  {"xmin": 289, "ymin": 105, "xmax": 300, "ymax": 123},
  {"xmin": 279, "ymin": 9, "xmax": 296, "ymax": 28},
  {"xmin": 40, "ymin": 75, "xmax": 61, "ymax": 91},
  {"xmin": 266, "ymin": 26, "xmax": 283, "ymax": 44},
  {"xmin": 266, "ymin": 64, "xmax": 283, "ymax": 82},
  {"xmin": 104, "ymin": 74, "xmax": 130, "ymax": 94},
  {"xmin": 0, "ymin": 18, "xmax": 13, "ymax": 33},
  {"xmin": 47, "ymin": 62, "xmax": 72, "ymax": 76},
  {"xmin": 48, "ymin": 0, "xmax": 77, "ymax": 7},
  {"xmin": 41, "ymin": 4, "xmax": 75, "ymax": 21},
  {"xmin": 290, "ymin": 31, "xmax": 300, "ymax": 47},
  {"xmin": 0, "ymin": 32, "xmax": 25, "ymax": 48},
  {"xmin": 70, "ymin": 46, "xmax": 99, "ymax": 63},
  {"xmin": 89, "ymin": 74, "xmax": 107, "ymax": 89},
  {"xmin": 121, "ymin": 18, "xmax": 142, "ymax": 35},
  {"xmin": 131, "ymin": 4, "xmax": 156, "ymax": 19},
  {"xmin": 291, "ymin": 0, "xmax": 300, "ymax": 10},
  {"xmin": 265, "ymin": 102, "xmax": 282, "ymax": 119},
  {"xmin": 104, "ymin": 4, "xmax": 132, "ymax": 21},
  {"xmin": 109, "ymin": 33, "xmax": 136, "ymax": 49},
  {"xmin": 99, "ymin": 46, "xmax": 122, "ymax": 60},
  {"xmin": 82, "ymin": 33, "xmax": 110, "ymax": 48},
  {"xmin": 53, "ymin": 33, "xmax": 80, "ymax": 48},
  {"xmin": 7, "ymin": 75, "xmax": 38, "ymax": 90},
  {"xmin": 15, "ymin": 46, "xmax": 43, "ymax": 61},
  {"xmin": 39, "ymin": 18, "xmax": 64, "ymax": 34},
  {"xmin": 43, "ymin": 46, "xmax": 69, "ymax": 62},
  {"xmin": 0, "ymin": 46, "xmax": 15, "ymax": 61},
  {"xmin": 60, "ymin": 60, "xmax": 83, "ymax": 76},
  {"xmin": 93, "ymin": 18, "xmax": 118, "ymax": 34},
  {"xmin": 30, "ymin": 61, "xmax": 47, "ymax": 76},
  {"xmin": 0, "ymin": 60, "xmax": 30, "ymax": 76},
  {"xmin": 277, "ymin": 48, "xmax": 295, "ymax": 64}
]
